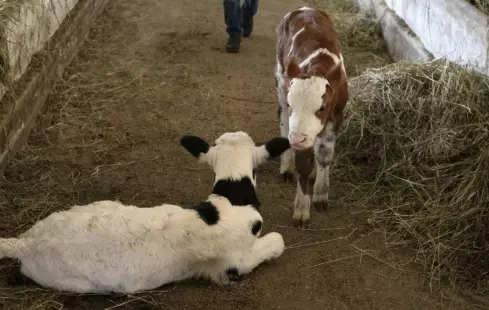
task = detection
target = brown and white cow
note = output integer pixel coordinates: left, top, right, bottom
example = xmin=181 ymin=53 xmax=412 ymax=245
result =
xmin=275 ymin=7 xmax=348 ymax=228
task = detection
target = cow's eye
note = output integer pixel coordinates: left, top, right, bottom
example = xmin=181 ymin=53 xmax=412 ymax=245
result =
xmin=318 ymin=105 xmax=325 ymax=112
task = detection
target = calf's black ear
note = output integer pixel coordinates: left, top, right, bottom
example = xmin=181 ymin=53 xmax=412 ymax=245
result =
xmin=252 ymin=137 xmax=291 ymax=168
xmin=264 ymin=137 xmax=291 ymax=158
xmin=180 ymin=135 xmax=210 ymax=158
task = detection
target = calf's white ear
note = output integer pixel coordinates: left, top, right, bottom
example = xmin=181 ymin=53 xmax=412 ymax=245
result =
xmin=180 ymin=135 xmax=212 ymax=164
xmin=253 ymin=137 xmax=291 ymax=167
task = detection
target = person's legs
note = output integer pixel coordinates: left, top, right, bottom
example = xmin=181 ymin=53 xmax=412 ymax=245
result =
xmin=242 ymin=0 xmax=258 ymax=37
xmin=223 ymin=0 xmax=242 ymax=52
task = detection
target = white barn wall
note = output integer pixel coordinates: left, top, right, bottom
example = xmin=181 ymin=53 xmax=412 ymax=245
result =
xmin=384 ymin=0 xmax=489 ymax=75
xmin=0 ymin=0 xmax=108 ymax=171
xmin=354 ymin=0 xmax=489 ymax=76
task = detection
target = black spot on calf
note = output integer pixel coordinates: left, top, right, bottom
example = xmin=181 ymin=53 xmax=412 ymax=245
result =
xmin=194 ymin=201 xmax=219 ymax=225
xmin=212 ymin=177 xmax=260 ymax=210
xmin=264 ymin=137 xmax=291 ymax=158
xmin=251 ymin=220 xmax=262 ymax=235
xmin=180 ymin=136 xmax=210 ymax=158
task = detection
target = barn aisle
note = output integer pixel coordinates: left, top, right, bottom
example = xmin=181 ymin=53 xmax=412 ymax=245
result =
xmin=0 ymin=0 xmax=452 ymax=309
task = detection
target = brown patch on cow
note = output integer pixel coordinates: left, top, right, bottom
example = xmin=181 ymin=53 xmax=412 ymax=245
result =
xmin=277 ymin=8 xmax=349 ymax=135
xmin=327 ymin=63 xmax=348 ymax=134
xmin=277 ymin=9 xmax=342 ymax=74
xmin=315 ymin=85 xmax=334 ymax=123
xmin=294 ymin=148 xmax=315 ymax=195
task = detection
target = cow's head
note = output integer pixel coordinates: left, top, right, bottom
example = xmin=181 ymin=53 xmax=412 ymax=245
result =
xmin=284 ymin=59 xmax=343 ymax=150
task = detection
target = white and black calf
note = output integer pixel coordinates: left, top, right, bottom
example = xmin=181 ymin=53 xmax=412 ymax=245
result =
xmin=1 ymin=196 xmax=284 ymax=294
xmin=1 ymin=132 xmax=290 ymax=294
xmin=180 ymin=131 xmax=291 ymax=209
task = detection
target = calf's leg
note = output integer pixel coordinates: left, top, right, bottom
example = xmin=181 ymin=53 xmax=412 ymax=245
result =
xmin=313 ymin=122 xmax=336 ymax=211
xmin=232 ymin=232 xmax=285 ymax=275
xmin=293 ymin=149 xmax=315 ymax=228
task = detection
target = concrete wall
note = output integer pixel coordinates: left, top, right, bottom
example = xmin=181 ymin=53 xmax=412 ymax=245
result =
xmin=354 ymin=0 xmax=433 ymax=63
xmin=0 ymin=0 xmax=78 ymax=98
xmin=0 ymin=0 xmax=108 ymax=171
xmin=355 ymin=0 xmax=489 ymax=75
xmin=385 ymin=0 xmax=489 ymax=75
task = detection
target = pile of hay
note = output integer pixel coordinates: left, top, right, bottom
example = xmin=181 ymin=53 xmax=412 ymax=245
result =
xmin=336 ymin=60 xmax=489 ymax=294
xmin=329 ymin=3 xmax=392 ymax=76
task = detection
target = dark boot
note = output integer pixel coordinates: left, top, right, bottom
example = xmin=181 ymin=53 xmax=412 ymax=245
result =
xmin=226 ymin=33 xmax=241 ymax=53
xmin=242 ymin=12 xmax=253 ymax=37
xmin=242 ymin=0 xmax=257 ymax=37
xmin=224 ymin=0 xmax=242 ymax=52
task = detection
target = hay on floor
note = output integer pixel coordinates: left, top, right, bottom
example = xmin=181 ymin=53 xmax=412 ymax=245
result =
xmin=336 ymin=59 xmax=489 ymax=295
xmin=328 ymin=3 xmax=392 ymax=76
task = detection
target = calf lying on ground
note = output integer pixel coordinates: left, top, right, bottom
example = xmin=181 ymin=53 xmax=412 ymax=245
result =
xmin=0 ymin=196 xmax=284 ymax=294
xmin=1 ymin=132 xmax=290 ymax=294
xmin=180 ymin=131 xmax=291 ymax=209
xmin=275 ymin=7 xmax=349 ymax=228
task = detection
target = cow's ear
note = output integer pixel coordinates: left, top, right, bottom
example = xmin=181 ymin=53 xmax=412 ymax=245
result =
xmin=286 ymin=59 xmax=303 ymax=78
xmin=326 ymin=61 xmax=344 ymax=86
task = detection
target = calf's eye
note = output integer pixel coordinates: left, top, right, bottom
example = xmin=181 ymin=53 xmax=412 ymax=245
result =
xmin=318 ymin=105 xmax=325 ymax=112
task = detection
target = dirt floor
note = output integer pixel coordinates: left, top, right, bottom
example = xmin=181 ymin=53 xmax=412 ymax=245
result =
xmin=0 ymin=0 xmax=478 ymax=309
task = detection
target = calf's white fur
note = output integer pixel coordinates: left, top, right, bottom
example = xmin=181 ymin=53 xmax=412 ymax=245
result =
xmin=0 ymin=195 xmax=284 ymax=294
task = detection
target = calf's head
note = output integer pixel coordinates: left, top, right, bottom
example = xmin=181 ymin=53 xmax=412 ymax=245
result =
xmin=284 ymin=59 xmax=343 ymax=150
xmin=180 ymin=131 xmax=290 ymax=208
xmin=180 ymin=131 xmax=290 ymax=185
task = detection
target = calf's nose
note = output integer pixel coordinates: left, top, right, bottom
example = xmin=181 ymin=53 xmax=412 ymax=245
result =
xmin=289 ymin=133 xmax=308 ymax=146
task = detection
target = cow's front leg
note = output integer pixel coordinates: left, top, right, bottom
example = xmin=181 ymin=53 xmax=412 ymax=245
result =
xmin=293 ymin=149 xmax=315 ymax=228
xmin=313 ymin=123 xmax=336 ymax=212
xmin=313 ymin=164 xmax=330 ymax=212
xmin=276 ymin=71 xmax=295 ymax=183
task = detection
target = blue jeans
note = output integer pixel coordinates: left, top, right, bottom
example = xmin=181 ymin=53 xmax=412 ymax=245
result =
xmin=223 ymin=0 xmax=259 ymax=35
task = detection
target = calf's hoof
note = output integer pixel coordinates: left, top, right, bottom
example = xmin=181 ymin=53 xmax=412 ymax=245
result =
xmin=313 ymin=200 xmax=328 ymax=212
xmin=292 ymin=217 xmax=310 ymax=229
xmin=280 ymin=171 xmax=295 ymax=183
